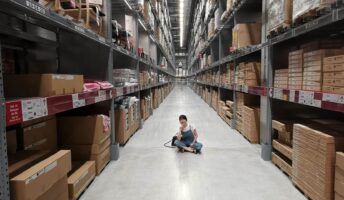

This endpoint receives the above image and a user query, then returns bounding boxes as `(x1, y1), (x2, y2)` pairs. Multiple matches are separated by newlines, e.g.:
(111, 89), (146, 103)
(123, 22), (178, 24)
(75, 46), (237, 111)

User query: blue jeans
(175, 140), (203, 152)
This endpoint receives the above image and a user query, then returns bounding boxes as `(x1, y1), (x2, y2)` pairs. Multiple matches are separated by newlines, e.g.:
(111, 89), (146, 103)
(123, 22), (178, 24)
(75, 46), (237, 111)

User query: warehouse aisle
(80, 85), (306, 200)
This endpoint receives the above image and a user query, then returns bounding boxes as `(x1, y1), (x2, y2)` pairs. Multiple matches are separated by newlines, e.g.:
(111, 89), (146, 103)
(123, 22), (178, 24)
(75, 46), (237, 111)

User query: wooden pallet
(267, 23), (291, 38)
(272, 120), (293, 147)
(292, 181), (313, 200)
(272, 152), (292, 178)
(272, 139), (292, 160)
(292, 5), (332, 27)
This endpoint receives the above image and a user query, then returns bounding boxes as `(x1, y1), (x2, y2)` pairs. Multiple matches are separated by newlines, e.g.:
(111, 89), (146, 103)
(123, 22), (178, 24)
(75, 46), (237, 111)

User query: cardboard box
(336, 193), (344, 200)
(324, 55), (344, 65)
(37, 176), (68, 200)
(10, 150), (72, 200)
(68, 161), (96, 200)
(4, 74), (84, 97)
(336, 165), (344, 198)
(91, 147), (110, 175)
(59, 115), (111, 145)
(22, 118), (57, 151)
(8, 150), (51, 178)
(232, 23), (261, 49)
(337, 152), (344, 170)
(7, 129), (17, 154)
(69, 137), (111, 160)
(323, 63), (344, 72)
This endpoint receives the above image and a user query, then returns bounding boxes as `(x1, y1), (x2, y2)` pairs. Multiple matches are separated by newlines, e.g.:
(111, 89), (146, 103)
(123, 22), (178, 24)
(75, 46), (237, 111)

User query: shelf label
(289, 90), (296, 102)
(322, 93), (344, 104)
(95, 90), (107, 103)
(26, 1), (46, 15)
(242, 85), (249, 93)
(6, 101), (22, 125)
(298, 91), (321, 108)
(74, 25), (86, 34)
(72, 94), (86, 108)
(21, 98), (48, 121)
(273, 88), (283, 100)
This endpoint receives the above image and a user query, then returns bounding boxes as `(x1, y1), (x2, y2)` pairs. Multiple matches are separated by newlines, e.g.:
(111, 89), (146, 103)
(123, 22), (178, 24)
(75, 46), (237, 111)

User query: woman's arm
(176, 127), (182, 140)
(192, 129), (198, 144)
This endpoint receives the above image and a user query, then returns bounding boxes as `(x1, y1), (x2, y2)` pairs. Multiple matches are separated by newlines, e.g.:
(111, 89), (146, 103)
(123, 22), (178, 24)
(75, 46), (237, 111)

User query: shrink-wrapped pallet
(293, 0), (335, 21)
(267, 0), (292, 32)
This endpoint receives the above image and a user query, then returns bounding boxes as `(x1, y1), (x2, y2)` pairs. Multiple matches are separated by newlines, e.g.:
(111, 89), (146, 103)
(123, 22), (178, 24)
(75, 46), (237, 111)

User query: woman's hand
(176, 132), (182, 140)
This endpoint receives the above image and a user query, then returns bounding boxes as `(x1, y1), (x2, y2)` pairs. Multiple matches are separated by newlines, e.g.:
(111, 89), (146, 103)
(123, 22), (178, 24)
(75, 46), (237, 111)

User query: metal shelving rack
(187, 0), (344, 161)
(0, 0), (176, 199)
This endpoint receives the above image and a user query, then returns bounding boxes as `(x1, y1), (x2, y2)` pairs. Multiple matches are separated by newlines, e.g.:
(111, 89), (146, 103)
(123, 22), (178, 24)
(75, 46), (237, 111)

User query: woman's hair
(179, 115), (187, 121)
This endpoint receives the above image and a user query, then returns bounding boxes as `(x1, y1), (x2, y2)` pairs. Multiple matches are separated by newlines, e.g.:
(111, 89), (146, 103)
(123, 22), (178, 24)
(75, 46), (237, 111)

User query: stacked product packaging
(115, 96), (140, 145)
(235, 62), (261, 86)
(267, 0), (292, 33)
(218, 100), (233, 125)
(232, 23), (261, 50)
(274, 69), (289, 89)
(113, 68), (138, 87)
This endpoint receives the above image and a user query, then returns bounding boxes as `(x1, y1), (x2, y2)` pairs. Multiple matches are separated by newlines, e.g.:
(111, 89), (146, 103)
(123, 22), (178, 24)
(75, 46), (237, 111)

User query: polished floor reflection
(80, 85), (306, 200)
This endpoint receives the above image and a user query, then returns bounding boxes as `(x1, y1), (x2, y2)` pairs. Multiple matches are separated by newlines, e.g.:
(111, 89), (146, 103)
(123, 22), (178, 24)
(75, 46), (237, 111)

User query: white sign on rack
(95, 90), (107, 103)
(72, 94), (86, 108)
(298, 91), (321, 108)
(289, 90), (296, 102)
(322, 93), (344, 104)
(273, 88), (283, 100)
(21, 98), (48, 121)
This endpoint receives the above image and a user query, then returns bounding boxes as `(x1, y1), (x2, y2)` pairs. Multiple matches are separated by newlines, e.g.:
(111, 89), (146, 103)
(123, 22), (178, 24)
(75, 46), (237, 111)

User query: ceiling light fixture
(124, 0), (132, 10)
(179, 0), (184, 48)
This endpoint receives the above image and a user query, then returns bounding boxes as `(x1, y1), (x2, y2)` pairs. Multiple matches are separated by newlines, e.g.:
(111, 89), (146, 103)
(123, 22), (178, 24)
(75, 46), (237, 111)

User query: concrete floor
(80, 85), (306, 200)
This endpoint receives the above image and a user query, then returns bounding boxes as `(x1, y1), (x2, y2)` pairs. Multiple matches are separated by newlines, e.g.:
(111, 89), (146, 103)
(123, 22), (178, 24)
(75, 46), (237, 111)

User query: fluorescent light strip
(179, 0), (184, 47)
(124, 0), (132, 10)
(138, 18), (147, 31)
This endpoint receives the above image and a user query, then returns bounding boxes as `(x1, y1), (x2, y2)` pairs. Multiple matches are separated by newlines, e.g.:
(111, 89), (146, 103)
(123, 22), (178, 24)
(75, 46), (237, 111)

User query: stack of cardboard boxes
(292, 123), (344, 200)
(59, 115), (111, 176)
(218, 100), (233, 125)
(10, 150), (72, 200)
(236, 62), (261, 86)
(288, 50), (303, 90)
(323, 55), (344, 94)
(274, 69), (289, 89)
(232, 23), (261, 50)
(235, 92), (244, 134)
(7, 116), (59, 179)
(139, 71), (152, 87)
(141, 96), (152, 121)
(302, 49), (344, 91)
(4, 74), (84, 97)
(115, 99), (140, 145)
(267, 0), (292, 33)
(211, 89), (218, 111)
(336, 152), (344, 200)
(242, 106), (260, 143)
(220, 64), (234, 86)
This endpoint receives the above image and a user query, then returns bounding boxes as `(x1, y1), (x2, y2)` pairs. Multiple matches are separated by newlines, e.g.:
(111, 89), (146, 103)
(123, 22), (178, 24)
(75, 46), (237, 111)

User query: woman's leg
(175, 140), (195, 152)
(191, 142), (203, 152)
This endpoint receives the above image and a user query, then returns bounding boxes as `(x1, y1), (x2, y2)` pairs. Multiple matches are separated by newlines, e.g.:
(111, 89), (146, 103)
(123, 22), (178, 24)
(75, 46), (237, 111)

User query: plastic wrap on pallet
(267, 0), (292, 32)
(292, 0), (335, 21)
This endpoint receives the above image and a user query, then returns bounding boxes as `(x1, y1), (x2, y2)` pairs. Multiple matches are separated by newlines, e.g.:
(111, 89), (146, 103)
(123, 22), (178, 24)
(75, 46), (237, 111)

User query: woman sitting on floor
(175, 115), (203, 154)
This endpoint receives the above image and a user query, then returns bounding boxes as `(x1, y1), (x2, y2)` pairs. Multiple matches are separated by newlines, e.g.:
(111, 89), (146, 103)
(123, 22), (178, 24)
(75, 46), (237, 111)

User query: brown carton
(37, 176), (68, 200)
(59, 115), (111, 145)
(22, 118), (57, 151)
(10, 150), (72, 200)
(68, 161), (96, 200)
(91, 147), (110, 175)
(8, 150), (51, 178)
(7, 129), (17, 154)
(232, 23), (261, 49)
(69, 137), (111, 160)
(4, 74), (84, 97)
